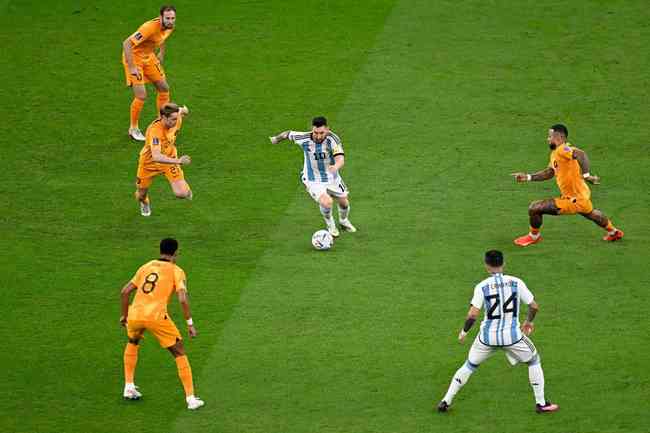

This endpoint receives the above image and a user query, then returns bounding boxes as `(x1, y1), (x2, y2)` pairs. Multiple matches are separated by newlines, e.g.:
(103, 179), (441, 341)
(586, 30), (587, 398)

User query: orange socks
(156, 91), (170, 113)
(130, 98), (145, 129)
(605, 220), (615, 232)
(124, 343), (140, 384)
(175, 355), (194, 397)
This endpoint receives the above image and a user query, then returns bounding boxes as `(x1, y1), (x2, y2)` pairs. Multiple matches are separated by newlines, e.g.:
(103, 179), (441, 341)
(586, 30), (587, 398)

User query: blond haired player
(120, 238), (204, 410)
(122, 5), (177, 141)
(135, 103), (192, 216)
(511, 124), (623, 246)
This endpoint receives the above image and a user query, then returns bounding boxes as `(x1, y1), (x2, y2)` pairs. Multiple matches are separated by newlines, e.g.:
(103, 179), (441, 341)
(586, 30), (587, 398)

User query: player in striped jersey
(269, 116), (356, 237)
(437, 250), (559, 414)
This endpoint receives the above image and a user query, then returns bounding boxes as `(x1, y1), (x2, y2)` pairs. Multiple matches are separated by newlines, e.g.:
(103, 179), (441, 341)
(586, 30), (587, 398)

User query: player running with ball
(269, 116), (356, 237)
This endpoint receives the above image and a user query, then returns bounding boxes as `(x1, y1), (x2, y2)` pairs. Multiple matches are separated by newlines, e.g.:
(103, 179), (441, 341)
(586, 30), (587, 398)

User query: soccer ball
(311, 230), (333, 251)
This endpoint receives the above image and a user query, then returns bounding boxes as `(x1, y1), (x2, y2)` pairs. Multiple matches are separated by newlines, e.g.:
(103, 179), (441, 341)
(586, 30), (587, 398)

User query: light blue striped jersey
(288, 131), (345, 183)
(470, 273), (534, 346)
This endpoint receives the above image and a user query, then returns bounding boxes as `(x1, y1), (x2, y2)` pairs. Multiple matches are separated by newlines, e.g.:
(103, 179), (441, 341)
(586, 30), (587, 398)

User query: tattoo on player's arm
(531, 167), (555, 181)
(572, 148), (591, 174)
(462, 317), (476, 332)
(526, 303), (538, 322)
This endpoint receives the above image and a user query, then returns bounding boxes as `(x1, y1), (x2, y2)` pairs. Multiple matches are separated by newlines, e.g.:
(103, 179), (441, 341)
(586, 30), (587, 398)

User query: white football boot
(186, 395), (205, 410)
(123, 384), (142, 400)
(326, 220), (340, 237)
(129, 127), (146, 141)
(139, 200), (151, 217)
(339, 219), (357, 233)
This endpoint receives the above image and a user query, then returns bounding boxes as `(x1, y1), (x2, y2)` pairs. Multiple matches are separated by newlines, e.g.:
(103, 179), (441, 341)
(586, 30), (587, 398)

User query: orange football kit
(136, 115), (184, 188)
(122, 18), (173, 86)
(549, 144), (593, 214)
(126, 259), (187, 348)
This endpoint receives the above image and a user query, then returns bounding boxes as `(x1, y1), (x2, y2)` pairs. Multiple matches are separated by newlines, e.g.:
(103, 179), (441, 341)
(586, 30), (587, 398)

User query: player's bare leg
(580, 209), (624, 241)
(171, 179), (192, 200)
(153, 79), (170, 113)
(167, 340), (204, 410)
(129, 84), (147, 141)
(123, 337), (142, 399)
(135, 187), (151, 216)
(514, 199), (559, 246)
(319, 193), (338, 237)
(336, 196), (356, 233)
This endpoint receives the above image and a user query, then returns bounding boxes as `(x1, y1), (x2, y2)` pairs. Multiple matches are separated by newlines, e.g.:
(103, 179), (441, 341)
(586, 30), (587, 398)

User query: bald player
(511, 124), (623, 246)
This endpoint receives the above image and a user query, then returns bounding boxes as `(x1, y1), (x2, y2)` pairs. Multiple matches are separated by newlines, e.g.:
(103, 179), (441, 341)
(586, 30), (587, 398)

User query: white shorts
(302, 176), (349, 202)
(468, 335), (539, 367)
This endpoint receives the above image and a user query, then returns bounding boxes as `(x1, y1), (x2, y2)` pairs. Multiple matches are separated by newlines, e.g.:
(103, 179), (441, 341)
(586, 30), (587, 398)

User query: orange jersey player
(135, 102), (192, 217)
(120, 238), (204, 410)
(122, 5), (177, 141)
(511, 124), (623, 246)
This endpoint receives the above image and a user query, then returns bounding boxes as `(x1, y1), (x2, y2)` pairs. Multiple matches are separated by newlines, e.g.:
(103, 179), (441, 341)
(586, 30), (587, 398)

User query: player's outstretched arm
(511, 167), (555, 183)
(572, 148), (600, 184)
(458, 306), (480, 343)
(177, 289), (197, 338)
(120, 282), (137, 326)
(521, 301), (539, 336)
(269, 131), (290, 144)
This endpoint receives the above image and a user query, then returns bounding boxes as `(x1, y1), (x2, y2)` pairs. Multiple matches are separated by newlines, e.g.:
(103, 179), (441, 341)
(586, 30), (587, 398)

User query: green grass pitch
(1, 1), (649, 432)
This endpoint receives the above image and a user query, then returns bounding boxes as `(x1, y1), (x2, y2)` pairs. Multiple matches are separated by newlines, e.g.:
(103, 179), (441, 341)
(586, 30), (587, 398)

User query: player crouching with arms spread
(511, 124), (623, 246)
(135, 103), (192, 217)
(120, 238), (204, 410)
(437, 250), (558, 414)
(269, 116), (356, 237)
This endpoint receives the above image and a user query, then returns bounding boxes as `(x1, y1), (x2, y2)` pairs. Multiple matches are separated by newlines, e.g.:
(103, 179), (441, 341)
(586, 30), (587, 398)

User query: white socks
(443, 361), (475, 404)
(338, 204), (350, 221)
(528, 361), (546, 405)
(320, 205), (333, 224)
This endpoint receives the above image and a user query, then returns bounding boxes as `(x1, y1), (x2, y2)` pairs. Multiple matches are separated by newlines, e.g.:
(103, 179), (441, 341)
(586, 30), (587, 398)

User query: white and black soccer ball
(311, 229), (333, 251)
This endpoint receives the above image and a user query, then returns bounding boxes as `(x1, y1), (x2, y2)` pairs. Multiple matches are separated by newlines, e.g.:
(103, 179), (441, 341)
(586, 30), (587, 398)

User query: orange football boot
(514, 234), (542, 246)
(603, 230), (624, 242)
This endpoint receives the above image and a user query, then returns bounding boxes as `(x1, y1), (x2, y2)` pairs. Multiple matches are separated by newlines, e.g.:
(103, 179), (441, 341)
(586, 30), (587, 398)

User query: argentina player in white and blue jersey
(437, 250), (559, 414)
(269, 116), (356, 237)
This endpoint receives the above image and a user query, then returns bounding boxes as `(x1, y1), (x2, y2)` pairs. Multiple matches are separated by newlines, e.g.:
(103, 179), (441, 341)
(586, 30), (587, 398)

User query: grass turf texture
(1, 0), (649, 432)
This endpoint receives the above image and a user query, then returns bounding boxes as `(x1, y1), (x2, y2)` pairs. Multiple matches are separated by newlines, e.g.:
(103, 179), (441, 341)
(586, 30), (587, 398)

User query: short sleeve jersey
(288, 131), (344, 183)
(470, 273), (534, 346)
(127, 18), (174, 62)
(549, 143), (591, 200)
(129, 259), (187, 321)
(138, 116), (184, 169)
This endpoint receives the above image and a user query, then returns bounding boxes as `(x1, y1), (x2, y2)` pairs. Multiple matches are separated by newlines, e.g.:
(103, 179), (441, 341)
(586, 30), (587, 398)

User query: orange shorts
(123, 55), (166, 86)
(136, 163), (184, 189)
(127, 317), (181, 348)
(554, 196), (593, 215)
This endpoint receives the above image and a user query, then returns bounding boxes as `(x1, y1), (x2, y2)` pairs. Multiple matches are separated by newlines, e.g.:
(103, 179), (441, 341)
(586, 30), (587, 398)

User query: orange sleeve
(129, 21), (158, 47)
(130, 265), (146, 288)
(145, 125), (163, 149)
(174, 267), (187, 292)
